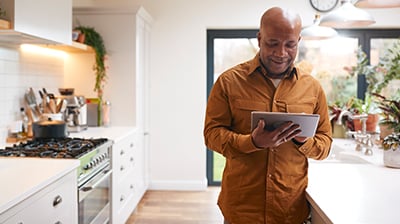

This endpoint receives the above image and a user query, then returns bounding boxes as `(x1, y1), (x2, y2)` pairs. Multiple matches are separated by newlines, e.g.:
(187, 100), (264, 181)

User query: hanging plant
(74, 26), (108, 126)
(73, 26), (107, 101)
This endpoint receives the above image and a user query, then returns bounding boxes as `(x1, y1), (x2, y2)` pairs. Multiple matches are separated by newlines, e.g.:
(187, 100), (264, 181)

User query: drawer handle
(53, 195), (63, 207)
(130, 184), (134, 189)
(130, 157), (134, 162)
(55, 222), (62, 224)
(120, 166), (125, 171)
(120, 195), (125, 202)
(130, 143), (134, 147)
(120, 150), (125, 155)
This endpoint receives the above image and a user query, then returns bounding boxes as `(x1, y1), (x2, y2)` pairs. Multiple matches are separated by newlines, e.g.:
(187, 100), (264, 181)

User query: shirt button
(268, 174), (272, 178)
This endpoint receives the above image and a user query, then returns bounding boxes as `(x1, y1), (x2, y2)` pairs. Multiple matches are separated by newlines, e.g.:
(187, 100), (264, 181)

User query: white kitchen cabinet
(0, 0), (72, 45)
(1, 170), (78, 224)
(111, 129), (147, 224)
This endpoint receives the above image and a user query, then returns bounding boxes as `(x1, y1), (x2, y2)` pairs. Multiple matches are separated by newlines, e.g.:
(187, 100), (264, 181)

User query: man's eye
(266, 42), (279, 47)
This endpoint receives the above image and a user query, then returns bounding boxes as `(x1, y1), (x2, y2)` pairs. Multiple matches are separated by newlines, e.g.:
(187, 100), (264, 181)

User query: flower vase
(384, 147), (400, 168)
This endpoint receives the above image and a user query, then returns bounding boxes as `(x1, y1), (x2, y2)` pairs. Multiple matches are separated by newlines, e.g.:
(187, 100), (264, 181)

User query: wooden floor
(126, 187), (224, 224)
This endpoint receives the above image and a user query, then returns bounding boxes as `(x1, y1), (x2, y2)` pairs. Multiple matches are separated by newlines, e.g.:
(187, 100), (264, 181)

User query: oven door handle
(79, 168), (112, 192)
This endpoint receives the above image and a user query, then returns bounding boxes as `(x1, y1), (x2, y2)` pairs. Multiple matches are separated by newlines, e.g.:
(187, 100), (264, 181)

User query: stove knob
(84, 163), (92, 170)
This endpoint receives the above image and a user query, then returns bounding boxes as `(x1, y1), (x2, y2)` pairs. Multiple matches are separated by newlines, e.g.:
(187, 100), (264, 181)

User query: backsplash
(0, 44), (65, 145)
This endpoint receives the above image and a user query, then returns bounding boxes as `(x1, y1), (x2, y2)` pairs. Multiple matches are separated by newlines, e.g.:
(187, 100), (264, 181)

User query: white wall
(0, 44), (64, 144)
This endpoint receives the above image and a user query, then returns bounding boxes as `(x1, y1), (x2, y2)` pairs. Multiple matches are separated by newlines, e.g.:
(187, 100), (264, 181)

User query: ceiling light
(355, 0), (400, 8)
(301, 14), (338, 40)
(320, 0), (375, 28)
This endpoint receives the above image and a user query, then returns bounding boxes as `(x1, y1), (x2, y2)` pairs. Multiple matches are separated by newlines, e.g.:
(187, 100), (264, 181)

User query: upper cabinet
(0, 0), (72, 45)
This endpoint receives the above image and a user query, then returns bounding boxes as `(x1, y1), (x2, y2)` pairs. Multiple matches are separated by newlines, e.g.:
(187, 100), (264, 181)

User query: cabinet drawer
(4, 171), (77, 224)
(113, 134), (136, 178)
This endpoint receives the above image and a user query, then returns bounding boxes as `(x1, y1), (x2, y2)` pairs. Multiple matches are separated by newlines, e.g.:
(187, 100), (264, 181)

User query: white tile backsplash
(0, 45), (64, 145)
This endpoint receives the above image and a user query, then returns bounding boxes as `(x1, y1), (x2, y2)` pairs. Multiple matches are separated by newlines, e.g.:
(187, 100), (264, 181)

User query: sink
(309, 139), (374, 164)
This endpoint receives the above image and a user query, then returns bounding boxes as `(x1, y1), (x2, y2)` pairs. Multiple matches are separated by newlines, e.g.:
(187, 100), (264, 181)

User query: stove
(0, 137), (112, 184)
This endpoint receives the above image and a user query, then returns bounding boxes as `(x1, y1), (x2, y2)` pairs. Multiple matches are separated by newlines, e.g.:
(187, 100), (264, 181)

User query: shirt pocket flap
(234, 99), (266, 111)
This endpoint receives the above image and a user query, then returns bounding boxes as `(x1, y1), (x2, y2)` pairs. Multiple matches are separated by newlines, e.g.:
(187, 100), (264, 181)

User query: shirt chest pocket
(231, 99), (268, 131)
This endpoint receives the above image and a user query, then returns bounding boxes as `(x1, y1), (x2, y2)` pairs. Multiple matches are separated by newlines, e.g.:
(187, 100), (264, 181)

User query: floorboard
(126, 187), (223, 224)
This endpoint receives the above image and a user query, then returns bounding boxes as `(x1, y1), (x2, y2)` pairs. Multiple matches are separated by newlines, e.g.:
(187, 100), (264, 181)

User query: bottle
(102, 101), (111, 127)
(20, 107), (29, 138)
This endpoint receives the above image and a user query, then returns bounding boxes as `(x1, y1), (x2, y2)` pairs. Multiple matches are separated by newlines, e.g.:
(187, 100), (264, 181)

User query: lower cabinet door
(3, 171), (77, 224)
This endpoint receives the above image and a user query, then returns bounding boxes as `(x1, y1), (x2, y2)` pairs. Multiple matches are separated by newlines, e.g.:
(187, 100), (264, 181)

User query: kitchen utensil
(42, 88), (55, 99)
(24, 88), (41, 116)
(48, 99), (57, 113)
(32, 118), (67, 139)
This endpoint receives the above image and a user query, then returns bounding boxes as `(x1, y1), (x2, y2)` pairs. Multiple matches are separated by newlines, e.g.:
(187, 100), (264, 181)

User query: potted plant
(73, 26), (108, 126)
(328, 99), (354, 137)
(373, 93), (400, 136)
(382, 133), (400, 168)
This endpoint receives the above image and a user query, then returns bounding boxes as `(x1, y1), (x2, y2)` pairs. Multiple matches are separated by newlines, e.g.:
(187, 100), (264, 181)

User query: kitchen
(0, 0), (400, 223)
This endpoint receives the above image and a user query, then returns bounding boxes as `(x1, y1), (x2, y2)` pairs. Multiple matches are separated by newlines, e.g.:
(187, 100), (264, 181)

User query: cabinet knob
(130, 143), (134, 147)
(120, 150), (125, 155)
(120, 166), (125, 171)
(55, 222), (62, 224)
(53, 195), (63, 207)
(120, 195), (125, 202)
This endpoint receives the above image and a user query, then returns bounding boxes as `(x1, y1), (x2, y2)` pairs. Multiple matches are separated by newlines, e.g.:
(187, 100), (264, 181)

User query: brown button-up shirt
(204, 53), (332, 224)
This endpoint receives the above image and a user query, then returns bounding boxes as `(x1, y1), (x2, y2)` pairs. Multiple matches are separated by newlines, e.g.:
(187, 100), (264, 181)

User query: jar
(102, 101), (111, 127)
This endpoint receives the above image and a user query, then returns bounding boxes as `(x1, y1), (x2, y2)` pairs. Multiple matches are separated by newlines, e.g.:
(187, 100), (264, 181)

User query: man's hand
(251, 119), (302, 149)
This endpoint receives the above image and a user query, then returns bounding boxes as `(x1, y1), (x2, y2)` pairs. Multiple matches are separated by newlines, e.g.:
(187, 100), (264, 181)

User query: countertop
(0, 158), (80, 214)
(0, 126), (135, 216)
(69, 126), (137, 142)
(306, 138), (400, 224)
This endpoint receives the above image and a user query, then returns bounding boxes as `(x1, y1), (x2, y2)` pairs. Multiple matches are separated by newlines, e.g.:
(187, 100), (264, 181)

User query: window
(206, 29), (400, 186)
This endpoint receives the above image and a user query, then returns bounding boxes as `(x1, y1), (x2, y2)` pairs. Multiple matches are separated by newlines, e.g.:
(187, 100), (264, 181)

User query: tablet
(251, 111), (320, 137)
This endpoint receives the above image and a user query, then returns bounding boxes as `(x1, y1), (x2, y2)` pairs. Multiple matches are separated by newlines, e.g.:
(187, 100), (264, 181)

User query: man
(203, 7), (332, 224)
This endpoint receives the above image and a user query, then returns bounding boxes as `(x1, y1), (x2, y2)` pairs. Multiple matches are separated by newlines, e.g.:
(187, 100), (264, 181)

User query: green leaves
(74, 26), (107, 99)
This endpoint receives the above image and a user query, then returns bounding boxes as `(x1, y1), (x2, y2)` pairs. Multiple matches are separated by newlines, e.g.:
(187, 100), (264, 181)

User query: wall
(0, 44), (64, 144)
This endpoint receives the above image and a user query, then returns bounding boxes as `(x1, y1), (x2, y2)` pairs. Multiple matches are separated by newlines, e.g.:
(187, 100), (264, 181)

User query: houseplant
(373, 93), (400, 137)
(73, 26), (108, 125)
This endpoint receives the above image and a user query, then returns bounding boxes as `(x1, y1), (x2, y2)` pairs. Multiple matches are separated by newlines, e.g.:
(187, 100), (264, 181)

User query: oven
(78, 163), (112, 224)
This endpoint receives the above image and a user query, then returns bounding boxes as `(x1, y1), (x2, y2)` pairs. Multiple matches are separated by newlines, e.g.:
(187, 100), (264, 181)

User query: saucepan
(32, 118), (68, 139)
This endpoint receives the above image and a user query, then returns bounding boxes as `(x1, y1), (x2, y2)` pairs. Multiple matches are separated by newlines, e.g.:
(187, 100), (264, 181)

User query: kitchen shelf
(41, 41), (95, 53)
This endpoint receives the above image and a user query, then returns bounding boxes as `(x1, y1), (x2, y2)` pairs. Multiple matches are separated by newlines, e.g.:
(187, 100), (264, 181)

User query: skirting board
(149, 178), (208, 191)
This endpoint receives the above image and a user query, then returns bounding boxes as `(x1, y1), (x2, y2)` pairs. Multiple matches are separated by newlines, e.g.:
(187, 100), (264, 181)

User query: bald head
(260, 7), (302, 35)
(257, 7), (302, 78)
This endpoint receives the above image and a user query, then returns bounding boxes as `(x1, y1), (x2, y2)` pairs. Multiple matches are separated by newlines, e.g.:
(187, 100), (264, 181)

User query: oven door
(78, 164), (112, 224)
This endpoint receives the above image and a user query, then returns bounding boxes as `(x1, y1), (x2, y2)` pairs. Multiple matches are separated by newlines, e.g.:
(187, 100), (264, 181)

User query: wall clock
(309, 0), (339, 12)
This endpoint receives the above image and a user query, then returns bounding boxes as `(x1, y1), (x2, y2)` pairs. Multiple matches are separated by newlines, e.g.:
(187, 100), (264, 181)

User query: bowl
(59, 88), (75, 96)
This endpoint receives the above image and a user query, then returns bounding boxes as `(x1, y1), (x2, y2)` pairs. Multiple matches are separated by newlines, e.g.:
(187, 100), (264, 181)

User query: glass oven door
(79, 164), (112, 224)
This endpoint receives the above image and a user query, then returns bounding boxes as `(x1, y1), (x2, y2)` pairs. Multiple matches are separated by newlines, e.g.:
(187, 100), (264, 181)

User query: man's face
(257, 24), (300, 77)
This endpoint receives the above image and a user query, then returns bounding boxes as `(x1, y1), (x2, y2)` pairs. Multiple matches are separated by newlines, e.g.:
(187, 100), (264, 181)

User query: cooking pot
(32, 118), (67, 139)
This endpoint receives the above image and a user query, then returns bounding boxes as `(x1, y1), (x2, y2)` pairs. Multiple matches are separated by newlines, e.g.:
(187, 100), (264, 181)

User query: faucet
(352, 114), (373, 155)
(337, 111), (373, 155)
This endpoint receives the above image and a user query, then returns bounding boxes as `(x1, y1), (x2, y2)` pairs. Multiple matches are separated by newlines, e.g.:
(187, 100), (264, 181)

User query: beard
(261, 57), (293, 79)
